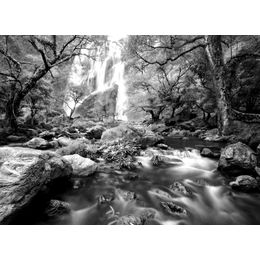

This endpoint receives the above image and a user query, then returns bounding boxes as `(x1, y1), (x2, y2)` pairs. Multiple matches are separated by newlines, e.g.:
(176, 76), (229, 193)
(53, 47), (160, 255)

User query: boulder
(137, 131), (164, 148)
(255, 167), (260, 176)
(229, 175), (258, 192)
(156, 143), (169, 150)
(114, 208), (157, 225)
(44, 199), (71, 217)
(115, 215), (144, 225)
(169, 182), (190, 196)
(57, 140), (100, 161)
(56, 137), (73, 147)
(201, 148), (220, 159)
(101, 124), (163, 148)
(160, 201), (187, 216)
(62, 154), (97, 176)
(218, 142), (257, 176)
(48, 140), (59, 149)
(0, 147), (72, 223)
(56, 138), (91, 155)
(6, 135), (27, 143)
(151, 154), (183, 166)
(85, 125), (106, 139)
(97, 193), (115, 204)
(39, 131), (56, 141)
(101, 124), (132, 142)
(25, 137), (50, 150)
(71, 119), (97, 130)
(116, 189), (136, 201)
(169, 129), (191, 138)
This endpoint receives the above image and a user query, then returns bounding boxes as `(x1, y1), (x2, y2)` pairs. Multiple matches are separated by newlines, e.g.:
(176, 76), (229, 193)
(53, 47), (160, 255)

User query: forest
(0, 35), (260, 225)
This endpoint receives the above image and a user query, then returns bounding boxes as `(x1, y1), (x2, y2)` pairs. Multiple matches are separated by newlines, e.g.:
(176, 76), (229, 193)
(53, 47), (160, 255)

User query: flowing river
(11, 137), (260, 225)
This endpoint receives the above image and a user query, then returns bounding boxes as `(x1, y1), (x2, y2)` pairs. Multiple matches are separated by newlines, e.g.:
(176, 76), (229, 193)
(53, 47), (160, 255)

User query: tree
(23, 78), (53, 125)
(0, 35), (104, 130)
(125, 35), (260, 135)
(63, 84), (86, 119)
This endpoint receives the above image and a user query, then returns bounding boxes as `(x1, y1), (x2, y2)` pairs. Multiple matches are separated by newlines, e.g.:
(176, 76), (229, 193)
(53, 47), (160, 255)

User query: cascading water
(64, 35), (128, 121)
(10, 137), (260, 225)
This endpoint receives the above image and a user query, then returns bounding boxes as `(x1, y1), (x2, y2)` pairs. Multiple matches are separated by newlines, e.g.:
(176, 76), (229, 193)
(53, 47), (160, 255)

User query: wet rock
(56, 136), (73, 147)
(139, 208), (157, 222)
(200, 128), (219, 141)
(160, 201), (187, 216)
(218, 142), (257, 176)
(39, 131), (56, 141)
(150, 188), (173, 200)
(201, 148), (220, 159)
(119, 158), (137, 170)
(156, 143), (169, 150)
(230, 175), (258, 192)
(25, 137), (50, 149)
(137, 131), (164, 148)
(168, 129), (190, 138)
(44, 200), (71, 217)
(6, 135), (27, 143)
(0, 147), (72, 223)
(151, 154), (183, 166)
(48, 140), (59, 149)
(97, 193), (115, 204)
(169, 182), (190, 195)
(115, 215), (144, 225)
(63, 154), (97, 177)
(116, 189), (136, 201)
(124, 172), (139, 181)
(151, 154), (161, 166)
(85, 125), (106, 139)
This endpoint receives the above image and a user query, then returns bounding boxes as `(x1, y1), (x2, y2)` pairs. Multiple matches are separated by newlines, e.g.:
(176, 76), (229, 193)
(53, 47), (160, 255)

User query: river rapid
(11, 137), (260, 225)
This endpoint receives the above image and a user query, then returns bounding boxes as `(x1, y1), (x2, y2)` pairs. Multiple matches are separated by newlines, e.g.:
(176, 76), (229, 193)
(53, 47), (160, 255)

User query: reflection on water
(13, 137), (260, 225)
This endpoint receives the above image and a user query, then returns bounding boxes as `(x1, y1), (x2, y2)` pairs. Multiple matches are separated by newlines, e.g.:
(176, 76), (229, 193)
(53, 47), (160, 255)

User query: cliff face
(74, 84), (118, 119)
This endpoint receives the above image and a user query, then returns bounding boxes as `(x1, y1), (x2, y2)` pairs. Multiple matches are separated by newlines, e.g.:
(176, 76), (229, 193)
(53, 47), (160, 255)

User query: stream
(11, 137), (260, 225)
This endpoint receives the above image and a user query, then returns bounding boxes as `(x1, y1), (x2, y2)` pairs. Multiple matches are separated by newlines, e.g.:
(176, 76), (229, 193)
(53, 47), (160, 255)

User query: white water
(64, 35), (128, 121)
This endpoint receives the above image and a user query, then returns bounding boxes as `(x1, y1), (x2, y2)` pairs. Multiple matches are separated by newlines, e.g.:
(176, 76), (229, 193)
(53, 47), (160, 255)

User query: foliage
(0, 35), (106, 129)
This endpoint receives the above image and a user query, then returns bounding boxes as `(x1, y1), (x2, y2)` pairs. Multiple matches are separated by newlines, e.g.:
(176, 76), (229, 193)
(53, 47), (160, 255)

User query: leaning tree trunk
(205, 36), (232, 136)
(5, 66), (49, 130)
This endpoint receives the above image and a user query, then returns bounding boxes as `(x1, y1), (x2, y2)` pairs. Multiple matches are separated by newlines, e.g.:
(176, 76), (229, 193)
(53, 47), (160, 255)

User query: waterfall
(64, 35), (128, 121)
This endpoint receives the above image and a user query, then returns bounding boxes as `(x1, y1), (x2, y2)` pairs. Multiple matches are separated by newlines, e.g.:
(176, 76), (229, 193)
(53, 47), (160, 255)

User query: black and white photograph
(1, 34), (260, 225)
(0, 0), (259, 259)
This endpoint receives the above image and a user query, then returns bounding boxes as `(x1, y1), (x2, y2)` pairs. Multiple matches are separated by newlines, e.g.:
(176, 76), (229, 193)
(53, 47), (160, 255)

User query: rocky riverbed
(1, 121), (260, 224)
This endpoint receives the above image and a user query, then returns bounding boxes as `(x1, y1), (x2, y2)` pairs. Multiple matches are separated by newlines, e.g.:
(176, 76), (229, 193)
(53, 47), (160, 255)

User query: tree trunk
(171, 106), (176, 118)
(205, 36), (231, 135)
(5, 66), (49, 129)
(5, 99), (18, 131)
